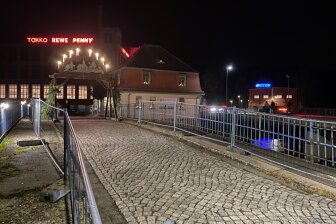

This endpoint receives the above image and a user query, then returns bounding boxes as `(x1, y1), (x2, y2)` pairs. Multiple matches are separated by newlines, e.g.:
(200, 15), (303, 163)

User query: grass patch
(0, 136), (9, 152)
(13, 147), (31, 155)
(0, 156), (20, 181)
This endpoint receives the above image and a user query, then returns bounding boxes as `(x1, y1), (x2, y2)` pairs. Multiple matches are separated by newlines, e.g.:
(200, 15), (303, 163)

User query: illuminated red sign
(27, 37), (94, 44)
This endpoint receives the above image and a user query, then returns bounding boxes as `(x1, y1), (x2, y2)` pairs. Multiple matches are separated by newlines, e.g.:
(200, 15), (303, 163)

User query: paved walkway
(74, 120), (336, 224)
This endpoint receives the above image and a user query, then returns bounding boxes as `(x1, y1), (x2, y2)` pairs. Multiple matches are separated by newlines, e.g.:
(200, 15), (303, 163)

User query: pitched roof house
(116, 44), (204, 105)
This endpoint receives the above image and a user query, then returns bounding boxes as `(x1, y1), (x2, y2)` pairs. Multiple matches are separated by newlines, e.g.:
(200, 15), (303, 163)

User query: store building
(248, 83), (299, 113)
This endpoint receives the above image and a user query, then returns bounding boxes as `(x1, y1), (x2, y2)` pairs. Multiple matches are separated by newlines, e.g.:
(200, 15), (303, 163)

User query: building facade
(248, 84), (299, 113)
(116, 44), (204, 105)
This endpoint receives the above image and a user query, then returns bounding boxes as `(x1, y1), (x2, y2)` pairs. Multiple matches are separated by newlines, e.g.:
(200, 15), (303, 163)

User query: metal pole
(173, 101), (176, 131)
(226, 69), (228, 105)
(230, 107), (236, 147)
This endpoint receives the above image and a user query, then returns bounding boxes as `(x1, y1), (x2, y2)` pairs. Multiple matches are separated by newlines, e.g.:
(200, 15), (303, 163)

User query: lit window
(150, 96), (156, 101)
(67, 85), (75, 99)
(286, 95), (292, 99)
(254, 95), (259, 99)
(20, 84), (29, 99)
(9, 84), (17, 99)
(57, 86), (63, 99)
(44, 85), (49, 99)
(274, 95), (282, 99)
(263, 95), (269, 99)
(0, 84), (5, 98)
(178, 74), (186, 87)
(142, 71), (151, 85)
(79, 85), (87, 99)
(32, 84), (40, 98)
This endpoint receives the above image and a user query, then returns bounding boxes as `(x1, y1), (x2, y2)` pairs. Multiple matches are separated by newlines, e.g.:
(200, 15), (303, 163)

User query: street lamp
(226, 65), (233, 105)
(237, 95), (240, 107)
(240, 99), (243, 108)
(286, 75), (290, 100)
(229, 100), (233, 107)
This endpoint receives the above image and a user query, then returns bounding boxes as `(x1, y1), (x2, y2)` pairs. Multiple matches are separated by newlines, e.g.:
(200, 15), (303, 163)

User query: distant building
(248, 83), (299, 113)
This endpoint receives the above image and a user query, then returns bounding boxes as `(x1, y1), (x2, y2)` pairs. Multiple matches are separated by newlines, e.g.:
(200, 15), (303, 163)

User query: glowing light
(210, 107), (217, 112)
(226, 65), (233, 70)
(0, 103), (9, 109)
(278, 107), (288, 112)
(100, 57), (105, 65)
(105, 64), (109, 71)
(57, 61), (62, 69)
(69, 50), (74, 58)
(76, 48), (80, 56)
(27, 37), (48, 43)
(52, 37), (69, 43)
(21, 100), (26, 105)
(256, 83), (271, 88)
(88, 49), (92, 57)
(121, 47), (130, 58)
(95, 52), (99, 60)
(72, 37), (94, 44)
(62, 54), (67, 62)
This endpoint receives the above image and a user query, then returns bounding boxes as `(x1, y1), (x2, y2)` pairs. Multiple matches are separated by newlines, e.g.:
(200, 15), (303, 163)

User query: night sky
(1, 1), (336, 107)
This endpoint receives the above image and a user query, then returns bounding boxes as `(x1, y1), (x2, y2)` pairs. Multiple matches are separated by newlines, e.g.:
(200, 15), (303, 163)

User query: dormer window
(178, 74), (186, 87)
(157, 59), (165, 64)
(142, 70), (151, 85)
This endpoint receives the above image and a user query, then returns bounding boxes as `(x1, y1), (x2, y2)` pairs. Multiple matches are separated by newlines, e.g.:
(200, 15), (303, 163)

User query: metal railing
(120, 101), (336, 180)
(1, 101), (27, 141)
(31, 99), (102, 224)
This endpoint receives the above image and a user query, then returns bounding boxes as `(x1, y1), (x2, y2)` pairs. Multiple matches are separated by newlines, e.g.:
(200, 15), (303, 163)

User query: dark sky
(1, 0), (336, 107)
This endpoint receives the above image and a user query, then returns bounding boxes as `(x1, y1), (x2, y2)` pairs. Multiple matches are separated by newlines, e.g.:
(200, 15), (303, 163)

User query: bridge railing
(31, 99), (102, 224)
(0, 101), (28, 141)
(120, 101), (336, 179)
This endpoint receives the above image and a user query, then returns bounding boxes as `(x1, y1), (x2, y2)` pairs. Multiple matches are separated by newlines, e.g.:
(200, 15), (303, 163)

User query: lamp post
(237, 95), (240, 107)
(226, 65), (233, 105)
(229, 100), (233, 107)
(286, 75), (290, 101)
(240, 99), (243, 108)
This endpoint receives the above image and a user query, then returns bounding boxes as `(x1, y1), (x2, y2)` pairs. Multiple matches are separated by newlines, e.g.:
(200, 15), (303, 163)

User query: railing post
(258, 113), (262, 147)
(230, 107), (236, 147)
(309, 121), (314, 163)
(173, 101), (177, 131)
(37, 99), (41, 138)
(63, 110), (68, 185)
(138, 100), (142, 123)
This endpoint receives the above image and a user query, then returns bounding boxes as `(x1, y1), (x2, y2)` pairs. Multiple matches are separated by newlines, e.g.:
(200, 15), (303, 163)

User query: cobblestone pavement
(74, 120), (336, 224)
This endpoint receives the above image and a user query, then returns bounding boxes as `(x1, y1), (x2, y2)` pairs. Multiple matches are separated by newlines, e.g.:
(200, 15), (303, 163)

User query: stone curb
(124, 120), (336, 200)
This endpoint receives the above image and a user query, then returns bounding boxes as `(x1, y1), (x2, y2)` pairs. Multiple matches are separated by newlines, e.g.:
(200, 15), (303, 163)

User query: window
(178, 74), (186, 87)
(9, 84), (17, 99)
(254, 95), (259, 99)
(20, 84), (29, 99)
(57, 86), (63, 99)
(32, 84), (40, 98)
(286, 95), (293, 99)
(263, 95), (269, 99)
(142, 71), (151, 85)
(179, 97), (185, 103)
(149, 96), (156, 101)
(0, 84), (5, 98)
(78, 85), (87, 99)
(67, 85), (75, 99)
(44, 85), (49, 99)
(274, 95), (282, 99)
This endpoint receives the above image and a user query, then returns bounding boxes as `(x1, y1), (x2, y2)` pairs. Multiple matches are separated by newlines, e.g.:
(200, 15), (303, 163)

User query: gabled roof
(122, 44), (198, 73)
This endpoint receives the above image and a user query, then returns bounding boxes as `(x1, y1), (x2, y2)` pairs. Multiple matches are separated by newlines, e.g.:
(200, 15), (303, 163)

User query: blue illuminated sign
(256, 83), (271, 88)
